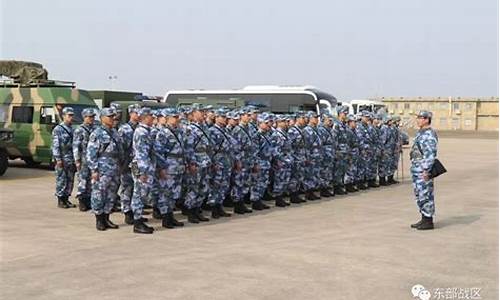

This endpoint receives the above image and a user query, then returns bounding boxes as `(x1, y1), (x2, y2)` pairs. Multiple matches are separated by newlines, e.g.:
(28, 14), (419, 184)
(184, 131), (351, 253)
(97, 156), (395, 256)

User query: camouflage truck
(0, 60), (98, 166)
(0, 128), (14, 176)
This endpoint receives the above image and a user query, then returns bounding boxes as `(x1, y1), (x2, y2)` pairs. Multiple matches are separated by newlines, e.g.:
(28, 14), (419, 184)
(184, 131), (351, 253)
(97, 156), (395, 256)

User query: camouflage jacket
(332, 119), (349, 155)
(303, 125), (323, 160)
(410, 127), (438, 172)
(253, 129), (275, 167)
(233, 123), (257, 163)
(155, 125), (186, 175)
(317, 124), (336, 159)
(184, 122), (212, 167)
(345, 126), (359, 156)
(356, 122), (372, 152)
(132, 123), (156, 176)
(270, 128), (293, 166)
(73, 123), (95, 163)
(288, 125), (307, 161)
(209, 124), (234, 161)
(52, 122), (74, 163)
(118, 121), (138, 166)
(86, 125), (123, 175)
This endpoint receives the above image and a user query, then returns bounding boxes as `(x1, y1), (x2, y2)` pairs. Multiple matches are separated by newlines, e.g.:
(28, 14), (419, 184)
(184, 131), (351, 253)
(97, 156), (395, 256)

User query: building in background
(374, 97), (499, 131)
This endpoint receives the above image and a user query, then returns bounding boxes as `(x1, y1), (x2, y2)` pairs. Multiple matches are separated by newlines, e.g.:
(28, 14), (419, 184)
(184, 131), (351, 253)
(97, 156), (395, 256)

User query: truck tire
(0, 150), (8, 176)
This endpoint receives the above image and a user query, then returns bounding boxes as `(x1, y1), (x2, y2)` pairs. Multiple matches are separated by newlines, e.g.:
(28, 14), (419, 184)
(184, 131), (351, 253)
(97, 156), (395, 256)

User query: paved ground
(0, 137), (498, 300)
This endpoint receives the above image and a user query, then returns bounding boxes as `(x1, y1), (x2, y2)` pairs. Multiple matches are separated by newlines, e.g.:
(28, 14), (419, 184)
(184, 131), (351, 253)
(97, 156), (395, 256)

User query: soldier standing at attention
(73, 108), (96, 211)
(269, 115), (292, 207)
(52, 107), (77, 209)
(86, 108), (122, 231)
(302, 111), (324, 199)
(410, 110), (438, 230)
(118, 104), (140, 225)
(332, 105), (350, 195)
(110, 103), (124, 212)
(287, 112), (308, 203)
(130, 107), (156, 234)
(344, 114), (360, 192)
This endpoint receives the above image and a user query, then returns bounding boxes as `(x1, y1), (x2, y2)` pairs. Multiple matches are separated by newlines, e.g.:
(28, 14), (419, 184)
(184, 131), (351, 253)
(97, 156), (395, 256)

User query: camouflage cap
(305, 111), (318, 118)
(191, 103), (204, 111)
(245, 105), (259, 113)
(81, 108), (96, 117)
(275, 114), (288, 122)
(139, 107), (152, 116)
(62, 107), (74, 115)
(213, 108), (227, 117)
(100, 107), (116, 117)
(161, 108), (178, 117)
(417, 110), (432, 119)
(347, 114), (357, 122)
(257, 112), (271, 123)
(110, 103), (122, 113)
(226, 111), (240, 120)
(360, 110), (371, 118)
(336, 105), (349, 114)
(128, 104), (141, 114)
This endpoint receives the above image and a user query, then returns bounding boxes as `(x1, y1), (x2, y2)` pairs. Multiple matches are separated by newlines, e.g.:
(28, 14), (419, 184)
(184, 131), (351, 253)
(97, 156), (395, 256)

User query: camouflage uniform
(410, 125), (438, 217)
(208, 123), (233, 206)
(367, 122), (381, 182)
(117, 120), (137, 214)
(333, 118), (349, 189)
(287, 123), (307, 193)
(52, 119), (76, 200)
(131, 123), (157, 221)
(73, 116), (95, 205)
(303, 121), (323, 191)
(344, 119), (359, 185)
(155, 123), (186, 214)
(317, 122), (336, 191)
(355, 120), (371, 183)
(184, 122), (212, 210)
(250, 124), (274, 202)
(378, 121), (393, 179)
(86, 124), (123, 215)
(270, 126), (293, 197)
(392, 123), (403, 176)
(231, 122), (255, 202)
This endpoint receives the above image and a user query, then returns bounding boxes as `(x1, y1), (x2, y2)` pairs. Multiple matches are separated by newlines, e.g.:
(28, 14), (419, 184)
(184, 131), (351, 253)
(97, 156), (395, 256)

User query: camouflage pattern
(183, 122), (212, 209)
(333, 119), (349, 186)
(317, 122), (336, 188)
(410, 127), (438, 217)
(86, 125), (123, 215)
(287, 124), (306, 193)
(378, 122), (393, 177)
(208, 123), (234, 206)
(52, 122), (76, 198)
(117, 121), (137, 213)
(250, 127), (274, 202)
(231, 122), (255, 202)
(0, 85), (97, 164)
(344, 123), (359, 184)
(270, 127), (293, 197)
(367, 123), (381, 180)
(0, 60), (48, 85)
(303, 123), (323, 191)
(355, 121), (372, 182)
(155, 124), (186, 214)
(131, 123), (157, 220)
(73, 121), (95, 200)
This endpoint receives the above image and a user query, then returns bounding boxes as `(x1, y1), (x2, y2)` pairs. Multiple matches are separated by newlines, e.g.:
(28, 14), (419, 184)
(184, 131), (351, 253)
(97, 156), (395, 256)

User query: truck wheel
(23, 157), (41, 167)
(0, 150), (8, 176)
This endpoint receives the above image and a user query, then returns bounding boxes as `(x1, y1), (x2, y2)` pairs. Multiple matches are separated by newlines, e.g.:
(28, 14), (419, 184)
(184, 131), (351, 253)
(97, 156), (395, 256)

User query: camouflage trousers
(156, 173), (182, 215)
(378, 151), (391, 177)
(184, 164), (210, 209)
(344, 152), (358, 184)
(334, 153), (348, 186)
(149, 176), (159, 207)
(411, 170), (435, 217)
(54, 162), (76, 198)
(288, 156), (305, 193)
(303, 156), (322, 191)
(209, 155), (232, 205)
(391, 151), (401, 175)
(131, 172), (154, 220)
(319, 156), (335, 189)
(91, 173), (119, 215)
(231, 162), (251, 202)
(357, 150), (372, 182)
(119, 168), (134, 213)
(250, 160), (271, 202)
(76, 163), (92, 199)
(367, 156), (378, 181)
(271, 159), (292, 197)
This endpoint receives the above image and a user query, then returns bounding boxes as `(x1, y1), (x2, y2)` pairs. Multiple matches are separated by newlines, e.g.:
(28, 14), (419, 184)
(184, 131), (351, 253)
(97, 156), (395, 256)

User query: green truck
(0, 60), (98, 166)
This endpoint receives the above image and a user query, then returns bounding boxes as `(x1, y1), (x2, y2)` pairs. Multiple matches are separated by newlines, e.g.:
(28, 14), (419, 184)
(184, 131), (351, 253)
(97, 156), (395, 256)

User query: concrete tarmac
(0, 137), (498, 299)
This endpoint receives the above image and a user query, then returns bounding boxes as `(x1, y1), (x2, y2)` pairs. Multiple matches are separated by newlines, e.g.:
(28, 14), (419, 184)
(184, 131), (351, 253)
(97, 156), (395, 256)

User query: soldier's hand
(91, 172), (99, 182)
(188, 164), (197, 174)
(75, 161), (81, 172)
(252, 165), (260, 173)
(159, 169), (168, 179)
(56, 160), (63, 169)
(234, 161), (242, 171)
(423, 171), (430, 181)
(139, 175), (148, 183)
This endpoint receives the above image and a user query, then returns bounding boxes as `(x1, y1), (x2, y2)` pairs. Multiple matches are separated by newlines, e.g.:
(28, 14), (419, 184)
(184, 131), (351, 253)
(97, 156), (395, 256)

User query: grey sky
(1, 0), (498, 100)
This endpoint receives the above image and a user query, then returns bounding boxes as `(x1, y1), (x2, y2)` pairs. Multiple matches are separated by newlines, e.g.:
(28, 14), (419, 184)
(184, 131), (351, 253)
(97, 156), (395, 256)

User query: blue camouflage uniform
(333, 107), (350, 188)
(317, 117), (336, 190)
(410, 113), (438, 217)
(87, 111), (123, 215)
(184, 120), (213, 209)
(270, 121), (293, 198)
(287, 118), (307, 193)
(73, 108), (96, 203)
(378, 118), (393, 178)
(52, 107), (76, 200)
(231, 119), (256, 202)
(344, 115), (359, 185)
(303, 113), (323, 192)
(250, 115), (275, 202)
(131, 117), (157, 221)
(355, 114), (372, 183)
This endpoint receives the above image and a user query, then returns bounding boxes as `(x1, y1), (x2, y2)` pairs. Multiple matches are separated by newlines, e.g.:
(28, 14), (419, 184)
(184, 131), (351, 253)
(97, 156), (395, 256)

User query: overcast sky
(1, 0), (498, 100)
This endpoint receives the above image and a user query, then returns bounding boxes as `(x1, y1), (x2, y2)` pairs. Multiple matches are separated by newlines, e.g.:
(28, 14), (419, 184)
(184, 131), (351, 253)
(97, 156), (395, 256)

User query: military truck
(0, 128), (14, 176)
(0, 60), (98, 166)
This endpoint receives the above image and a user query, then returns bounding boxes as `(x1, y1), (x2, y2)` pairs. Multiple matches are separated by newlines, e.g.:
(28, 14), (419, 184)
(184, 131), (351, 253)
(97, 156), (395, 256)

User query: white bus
(338, 99), (387, 115)
(162, 85), (337, 114)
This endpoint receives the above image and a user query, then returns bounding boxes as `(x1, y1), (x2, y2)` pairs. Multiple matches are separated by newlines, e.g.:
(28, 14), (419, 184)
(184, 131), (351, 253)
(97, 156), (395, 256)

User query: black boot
(63, 196), (76, 208)
(124, 211), (134, 225)
(388, 175), (399, 184)
(194, 208), (210, 222)
(162, 214), (175, 229)
(334, 186), (347, 195)
(169, 212), (184, 226)
(368, 179), (380, 188)
(234, 201), (252, 214)
(305, 190), (320, 200)
(263, 191), (274, 201)
(57, 196), (69, 209)
(104, 213), (119, 229)
(411, 214), (424, 228)
(78, 196), (90, 211)
(187, 208), (199, 223)
(289, 193), (302, 204)
(252, 200), (270, 210)
(275, 196), (288, 207)
(320, 188), (333, 197)
(345, 183), (357, 193)
(217, 204), (232, 217)
(358, 181), (368, 190)
(379, 177), (388, 186)
(223, 194), (234, 207)
(153, 206), (162, 220)
(244, 193), (251, 204)
(417, 216), (434, 230)
(133, 219), (154, 234)
(95, 214), (107, 231)
(211, 205), (220, 219)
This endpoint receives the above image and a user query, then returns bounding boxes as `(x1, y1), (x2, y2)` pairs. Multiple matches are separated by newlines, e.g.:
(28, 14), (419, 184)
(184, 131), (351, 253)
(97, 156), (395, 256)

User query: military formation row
(51, 103), (404, 233)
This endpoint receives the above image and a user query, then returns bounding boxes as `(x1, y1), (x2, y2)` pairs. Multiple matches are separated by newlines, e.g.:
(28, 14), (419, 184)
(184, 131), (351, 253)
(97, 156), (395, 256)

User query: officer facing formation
(53, 103), (406, 234)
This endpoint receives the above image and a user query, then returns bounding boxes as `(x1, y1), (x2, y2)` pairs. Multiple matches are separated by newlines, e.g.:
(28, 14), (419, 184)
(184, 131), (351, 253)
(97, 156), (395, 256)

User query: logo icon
(411, 284), (431, 300)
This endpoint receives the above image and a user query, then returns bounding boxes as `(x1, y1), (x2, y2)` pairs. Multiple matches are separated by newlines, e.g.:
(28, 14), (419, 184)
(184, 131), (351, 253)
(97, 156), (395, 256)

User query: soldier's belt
(167, 153), (184, 158)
